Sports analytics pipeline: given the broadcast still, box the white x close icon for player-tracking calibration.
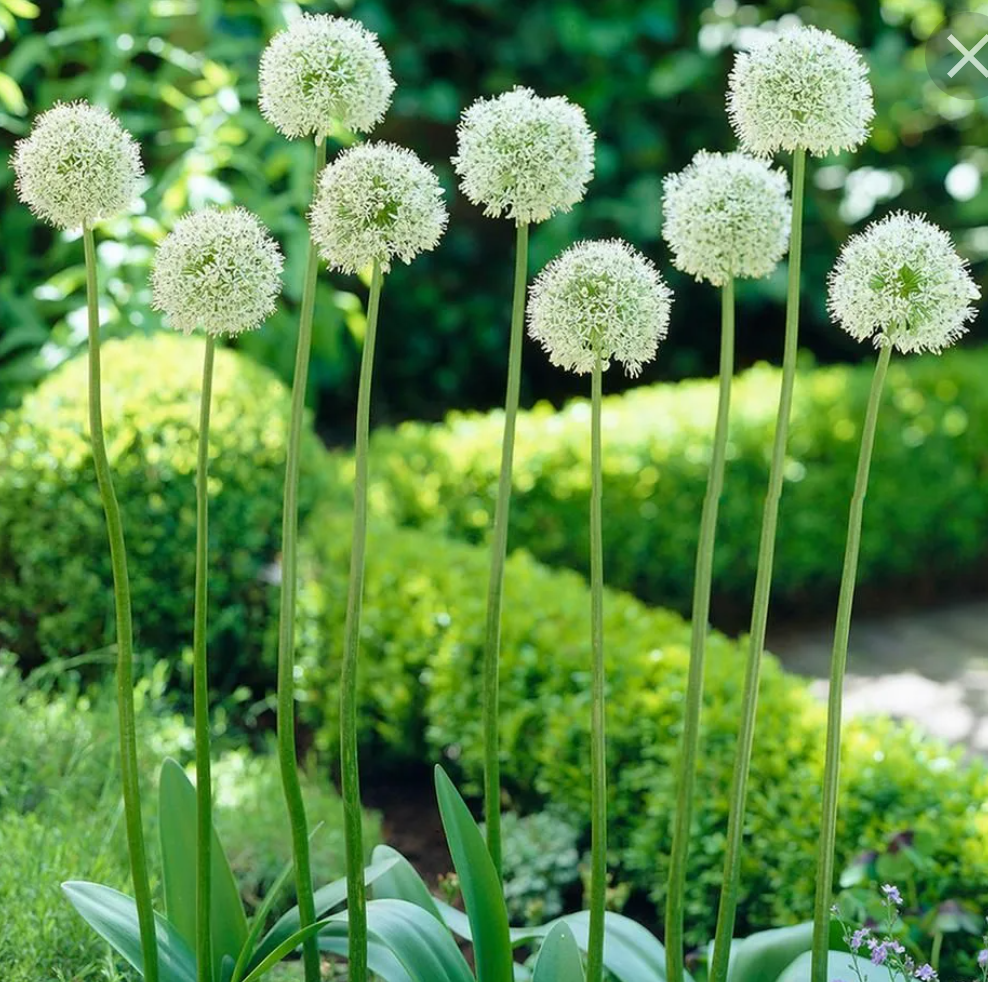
[947,32,988,78]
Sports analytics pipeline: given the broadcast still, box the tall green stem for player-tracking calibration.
[482,220,529,879]
[810,342,892,982]
[664,275,738,981]
[708,147,806,982]
[340,260,384,982]
[194,336,216,982]
[84,223,159,982]
[276,135,327,982]
[586,349,606,982]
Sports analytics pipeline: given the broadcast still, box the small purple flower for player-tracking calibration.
[913,965,937,981]
[980,947,988,967]
[882,883,904,905]
[850,928,870,951]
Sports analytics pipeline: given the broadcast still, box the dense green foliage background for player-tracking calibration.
[2,0,986,434]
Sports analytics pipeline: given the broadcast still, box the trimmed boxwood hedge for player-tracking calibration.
[292,507,988,956]
[0,333,327,689]
[330,346,988,616]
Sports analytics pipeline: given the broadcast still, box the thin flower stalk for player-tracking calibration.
[586,346,606,982]
[340,259,385,982]
[665,275,738,982]
[193,335,216,982]
[275,135,327,982]
[527,239,671,982]
[482,219,529,878]
[84,223,160,982]
[809,340,892,981]
[810,212,977,981]
[707,147,806,982]
[309,139,446,982]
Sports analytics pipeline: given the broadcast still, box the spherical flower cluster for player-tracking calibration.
[258,13,394,139]
[527,239,672,377]
[12,101,143,230]
[661,150,791,286]
[309,142,448,274]
[151,208,284,336]
[727,25,874,157]
[827,212,979,355]
[452,86,595,224]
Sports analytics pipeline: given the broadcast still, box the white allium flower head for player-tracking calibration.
[828,212,980,354]
[12,101,143,230]
[258,13,395,139]
[662,150,791,286]
[727,25,874,158]
[527,239,672,377]
[151,207,284,337]
[309,142,448,274]
[452,86,596,224]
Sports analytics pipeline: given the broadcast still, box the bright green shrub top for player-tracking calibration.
[335,347,988,614]
[293,509,988,954]
[0,333,327,686]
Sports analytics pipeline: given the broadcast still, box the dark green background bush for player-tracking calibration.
[291,508,988,956]
[327,346,988,618]
[0,334,327,688]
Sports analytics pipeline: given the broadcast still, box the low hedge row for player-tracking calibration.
[292,507,988,954]
[0,334,327,689]
[330,346,988,616]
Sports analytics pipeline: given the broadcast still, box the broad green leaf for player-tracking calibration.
[62,881,197,982]
[497,912,672,982]
[230,823,324,982]
[369,844,444,922]
[776,950,907,981]
[241,917,333,982]
[531,922,584,982]
[434,766,513,982]
[159,757,249,976]
[329,899,475,982]
[714,921,814,982]
[319,923,415,982]
[248,856,398,971]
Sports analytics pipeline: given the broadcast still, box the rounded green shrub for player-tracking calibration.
[294,509,988,956]
[0,333,327,689]
[331,347,988,616]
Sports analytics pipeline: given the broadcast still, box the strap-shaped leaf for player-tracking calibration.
[331,899,474,982]
[443,909,674,982]
[369,844,443,922]
[248,856,398,970]
[62,881,197,982]
[230,823,324,982]
[159,757,248,975]
[531,921,584,982]
[712,921,814,982]
[776,950,906,981]
[319,922,414,982]
[434,767,513,982]
[239,917,336,982]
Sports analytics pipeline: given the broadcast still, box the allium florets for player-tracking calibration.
[452,86,595,224]
[728,25,874,157]
[151,207,284,336]
[309,142,448,274]
[827,212,979,354]
[527,239,672,377]
[258,13,394,139]
[12,101,143,230]
[662,151,791,286]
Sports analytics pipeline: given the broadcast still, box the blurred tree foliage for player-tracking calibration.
[1,0,986,434]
